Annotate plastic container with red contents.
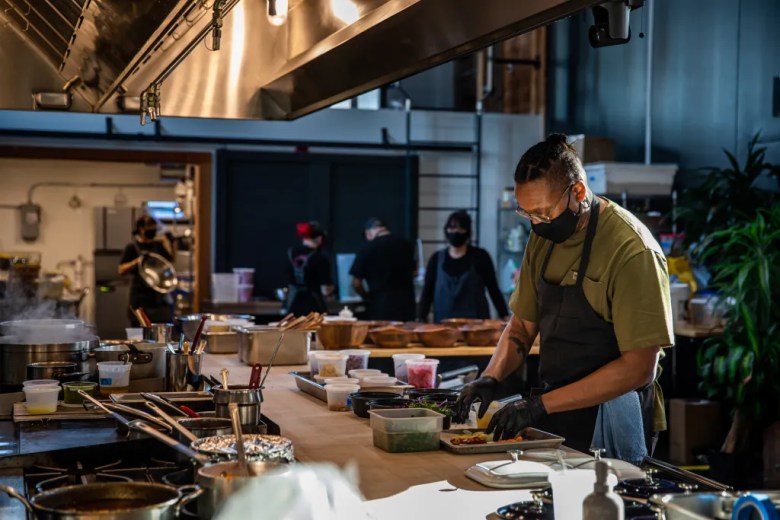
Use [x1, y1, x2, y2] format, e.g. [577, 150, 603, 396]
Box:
[405, 358, 440, 389]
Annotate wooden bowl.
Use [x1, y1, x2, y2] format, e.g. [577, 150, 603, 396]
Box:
[460, 325, 502, 346]
[318, 321, 370, 350]
[413, 326, 461, 348]
[363, 321, 403, 344]
[369, 326, 415, 349]
[440, 318, 483, 329]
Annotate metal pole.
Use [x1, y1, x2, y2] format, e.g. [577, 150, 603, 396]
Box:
[643, 0, 654, 165]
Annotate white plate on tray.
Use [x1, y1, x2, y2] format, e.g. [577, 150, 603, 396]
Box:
[465, 459, 552, 489]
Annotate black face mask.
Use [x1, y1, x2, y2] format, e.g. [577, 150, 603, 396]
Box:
[531, 194, 582, 244]
[143, 229, 157, 240]
[446, 231, 469, 247]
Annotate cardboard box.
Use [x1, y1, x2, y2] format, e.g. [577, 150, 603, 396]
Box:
[669, 399, 722, 465]
[569, 135, 615, 164]
[764, 422, 780, 487]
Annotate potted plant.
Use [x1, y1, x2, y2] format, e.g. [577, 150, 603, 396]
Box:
[695, 206, 780, 483]
[677, 133, 780, 247]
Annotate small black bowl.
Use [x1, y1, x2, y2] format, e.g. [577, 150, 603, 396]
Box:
[419, 393, 460, 404]
[405, 388, 459, 400]
[350, 392, 402, 419]
[367, 398, 411, 413]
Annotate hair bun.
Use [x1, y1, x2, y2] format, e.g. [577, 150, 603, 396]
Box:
[545, 133, 568, 146]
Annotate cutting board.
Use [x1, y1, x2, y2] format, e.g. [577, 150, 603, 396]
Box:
[13, 402, 110, 422]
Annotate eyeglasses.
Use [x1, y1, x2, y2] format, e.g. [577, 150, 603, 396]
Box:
[515, 185, 573, 223]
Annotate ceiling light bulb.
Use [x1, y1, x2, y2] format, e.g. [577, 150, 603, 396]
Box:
[267, 0, 288, 26]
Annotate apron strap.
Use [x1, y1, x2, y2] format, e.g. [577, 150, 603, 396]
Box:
[575, 197, 600, 289]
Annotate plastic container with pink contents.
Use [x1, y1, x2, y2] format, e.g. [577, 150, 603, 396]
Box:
[405, 358, 440, 389]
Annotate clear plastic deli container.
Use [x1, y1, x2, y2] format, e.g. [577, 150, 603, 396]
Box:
[340, 349, 370, 372]
[97, 361, 132, 396]
[368, 408, 445, 433]
[24, 384, 60, 414]
[316, 353, 348, 378]
[392, 353, 424, 381]
[325, 383, 360, 412]
[372, 429, 441, 453]
[405, 358, 440, 389]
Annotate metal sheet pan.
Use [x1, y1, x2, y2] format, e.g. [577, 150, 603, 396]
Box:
[440, 428, 565, 454]
[289, 371, 327, 402]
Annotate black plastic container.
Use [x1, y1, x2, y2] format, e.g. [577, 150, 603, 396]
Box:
[350, 392, 402, 419]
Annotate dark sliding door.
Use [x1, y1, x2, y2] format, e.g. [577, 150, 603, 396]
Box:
[215, 151, 418, 300]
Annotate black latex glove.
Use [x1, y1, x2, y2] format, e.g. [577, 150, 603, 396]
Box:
[486, 396, 547, 440]
[453, 376, 498, 423]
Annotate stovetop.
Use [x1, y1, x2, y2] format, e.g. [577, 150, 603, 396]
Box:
[490, 458, 731, 520]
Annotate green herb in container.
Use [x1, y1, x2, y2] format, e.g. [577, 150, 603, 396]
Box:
[62, 381, 98, 405]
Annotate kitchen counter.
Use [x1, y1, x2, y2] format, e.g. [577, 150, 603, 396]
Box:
[362, 343, 540, 358]
[202, 353, 575, 501]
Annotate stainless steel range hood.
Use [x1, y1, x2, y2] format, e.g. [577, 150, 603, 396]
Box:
[0, 0, 600, 121]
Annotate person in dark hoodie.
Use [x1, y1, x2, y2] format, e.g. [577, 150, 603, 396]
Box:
[417, 210, 509, 323]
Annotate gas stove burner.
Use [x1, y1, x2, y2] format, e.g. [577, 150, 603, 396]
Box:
[29, 461, 134, 493]
[616, 469, 687, 499]
[495, 491, 553, 520]
[25, 458, 188, 494]
[625, 499, 660, 519]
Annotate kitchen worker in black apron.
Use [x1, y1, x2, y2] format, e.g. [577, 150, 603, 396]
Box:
[454, 134, 673, 464]
[349, 218, 416, 321]
[118, 215, 175, 325]
[284, 221, 334, 316]
[417, 210, 509, 323]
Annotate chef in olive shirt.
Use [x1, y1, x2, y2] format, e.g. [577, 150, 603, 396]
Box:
[455, 134, 673, 463]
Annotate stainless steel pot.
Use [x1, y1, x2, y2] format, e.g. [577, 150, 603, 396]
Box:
[0, 318, 87, 336]
[196, 461, 289, 519]
[93, 342, 167, 380]
[176, 418, 233, 440]
[212, 385, 263, 430]
[0, 481, 201, 520]
[0, 335, 98, 387]
[176, 314, 253, 340]
[142, 324, 173, 343]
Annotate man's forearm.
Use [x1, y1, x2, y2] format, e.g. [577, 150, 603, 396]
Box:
[541, 347, 660, 414]
[482, 316, 535, 381]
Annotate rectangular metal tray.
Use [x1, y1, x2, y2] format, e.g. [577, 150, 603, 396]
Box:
[440, 427, 565, 454]
[289, 371, 410, 402]
[203, 331, 240, 354]
[290, 371, 327, 401]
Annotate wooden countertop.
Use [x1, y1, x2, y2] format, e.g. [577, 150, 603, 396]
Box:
[674, 323, 724, 338]
[202, 353, 574, 500]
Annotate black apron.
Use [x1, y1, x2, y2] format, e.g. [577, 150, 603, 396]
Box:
[285, 249, 326, 316]
[433, 248, 490, 323]
[534, 198, 652, 455]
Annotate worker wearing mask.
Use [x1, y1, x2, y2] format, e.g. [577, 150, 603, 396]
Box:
[285, 221, 334, 316]
[417, 210, 509, 323]
[454, 134, 673, 464]
[349, 218, 416, 321]
[118, 215, 175, 325]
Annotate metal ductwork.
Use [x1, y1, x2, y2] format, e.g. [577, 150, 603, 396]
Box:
[0, 0, 602, 121]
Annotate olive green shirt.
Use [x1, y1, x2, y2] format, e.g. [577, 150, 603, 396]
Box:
[509, 198, 674, 431]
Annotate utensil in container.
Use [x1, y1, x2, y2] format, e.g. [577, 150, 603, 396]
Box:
[229, 403, 249, 476]
[212, 385, 263, 431]
[249, 364, 262, 389]
[237, 327, 313, 366]
[165, 351, 204, 392]
[146, 401, 199, 443]
[62, 381, 97, 405]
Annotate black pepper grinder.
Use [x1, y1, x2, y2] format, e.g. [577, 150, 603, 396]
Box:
[583, 460, 624, 520]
